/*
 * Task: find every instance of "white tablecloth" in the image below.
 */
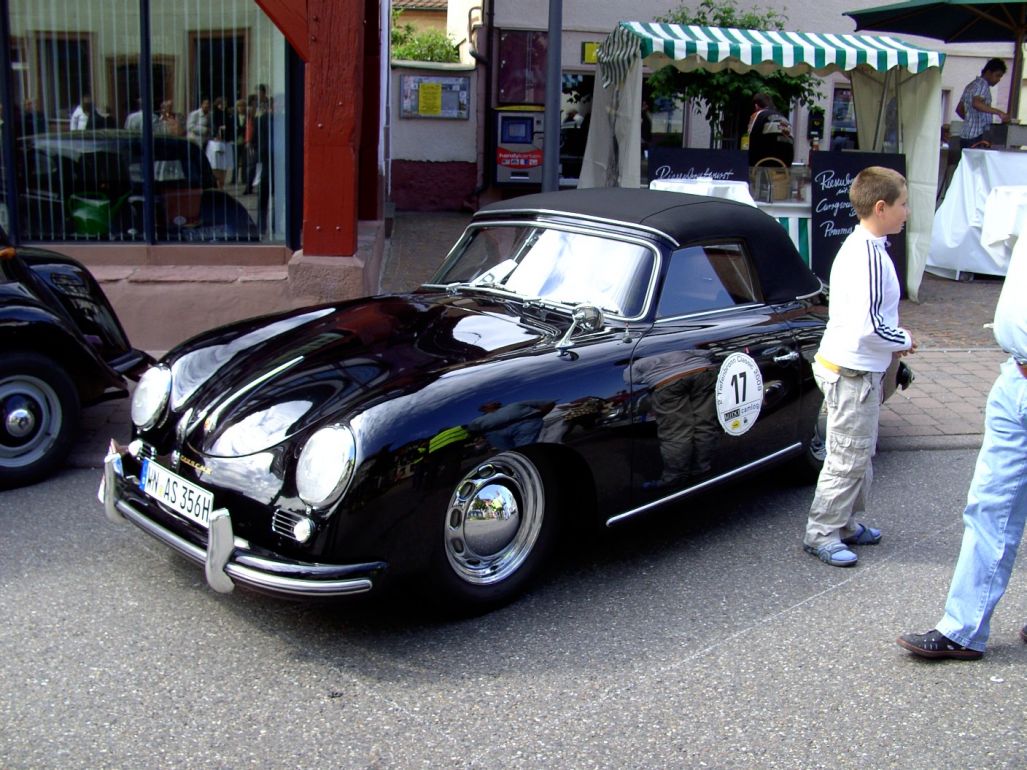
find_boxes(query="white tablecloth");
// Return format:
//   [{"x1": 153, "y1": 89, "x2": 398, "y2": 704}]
[
  {"x1": 979, "y1": 185, "x2": 1027, "y2": 250},
  {"x1": 649, "y1": 178, "x2": 756, "y2": 207},
  {"x1": 930, "y1": 149, "x2": 1027, "y2": 277}
]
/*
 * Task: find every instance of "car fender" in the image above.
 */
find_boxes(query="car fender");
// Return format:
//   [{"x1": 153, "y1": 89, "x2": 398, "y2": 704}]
[
  {"x1": 332, "y1": 335, "x2": 638, "y2": 554},
  {"x1": 0, "y1": 301, "x2": 128, "y2": 403}
]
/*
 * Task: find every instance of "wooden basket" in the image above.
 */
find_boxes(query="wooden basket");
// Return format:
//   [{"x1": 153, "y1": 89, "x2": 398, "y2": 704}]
[{"x1": 749, "y1": 157, "x2": 791, "y2": 202}]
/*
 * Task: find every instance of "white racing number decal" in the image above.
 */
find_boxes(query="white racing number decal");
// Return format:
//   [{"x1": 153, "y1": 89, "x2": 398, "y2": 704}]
[{"x1": 716, "y1": 352, "x2": 764, "y2": 436}]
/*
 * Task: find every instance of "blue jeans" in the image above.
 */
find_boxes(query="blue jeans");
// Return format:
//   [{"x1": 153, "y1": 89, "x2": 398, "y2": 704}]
[{"x1": 937, "y1": 359, "x2": 1027, "y2": 651}]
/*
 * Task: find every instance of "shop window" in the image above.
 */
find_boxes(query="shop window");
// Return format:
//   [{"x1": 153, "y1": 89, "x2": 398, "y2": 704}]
[
  {"x1": 497, "y1": 29, "x2": 547, "y2": 105},
  {"x1": 7, "y1": 0, "x2": 287, "y2": 244},
  {"x1": 35, "y1": 33, "x2": 92, "y2": 128},
  {"x1": 830, "y1": 86, "x2": 858, "y2": 151}
]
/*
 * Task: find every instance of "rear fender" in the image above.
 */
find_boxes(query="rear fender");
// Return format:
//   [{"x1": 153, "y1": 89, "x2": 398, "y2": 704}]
[{"x1": 0, "y1": 306, "x2": 127, "y2": 403}]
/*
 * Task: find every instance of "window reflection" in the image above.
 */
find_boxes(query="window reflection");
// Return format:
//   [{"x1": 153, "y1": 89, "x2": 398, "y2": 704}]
[
  {"x1": 431, "y1": 225, "x2": 656, "y2": 317},
  {"x1": 5, "y1": 0, "x2": 286, "y2": 244}
]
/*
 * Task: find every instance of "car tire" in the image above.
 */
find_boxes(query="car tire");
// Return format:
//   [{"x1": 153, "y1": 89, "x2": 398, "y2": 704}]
[
  {"x1": 432, "y1": 450, "x2": 561, "y2": 613},
  {"x1": 0, "y1": 352, "x2": 81, "y2": 489}
]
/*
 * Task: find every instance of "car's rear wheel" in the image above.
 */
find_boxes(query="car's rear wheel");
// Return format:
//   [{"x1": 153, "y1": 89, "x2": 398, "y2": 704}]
[
  {"x1": 0, "y1": 353, "x2": 81, "y2": 489},
  {"x1": 433, "y1": 450, "x2": 560, "y2": 612},
  {"x1": 794, "y1": 398, "x2": 828, "y2": 483}
]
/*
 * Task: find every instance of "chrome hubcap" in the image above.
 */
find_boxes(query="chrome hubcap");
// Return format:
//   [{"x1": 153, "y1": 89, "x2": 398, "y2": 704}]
[
  {"x1": 0, "y1": 377, "x2": 61, "y2": 466},
  {"x1": 5, "y1": 402, "x2": 36, "y2": 438},
  {"x1": 445, "y1": 453, "x2": 544, "y2": 585}
]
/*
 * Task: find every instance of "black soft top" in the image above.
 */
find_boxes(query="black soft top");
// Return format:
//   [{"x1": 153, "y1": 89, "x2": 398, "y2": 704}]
[{"x1": 476, "y1": 187, "x2": 822, "y2": 303}]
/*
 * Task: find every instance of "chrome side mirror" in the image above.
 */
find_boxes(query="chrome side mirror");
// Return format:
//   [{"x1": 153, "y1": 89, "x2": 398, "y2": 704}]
[{"x1": 556, "y1": 303, "x2": 605, "y2": 350}]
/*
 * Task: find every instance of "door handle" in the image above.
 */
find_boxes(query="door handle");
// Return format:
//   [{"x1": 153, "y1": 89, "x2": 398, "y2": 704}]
[{"x1": 773, "y1": 351, "x2": 800, "y2": 364}]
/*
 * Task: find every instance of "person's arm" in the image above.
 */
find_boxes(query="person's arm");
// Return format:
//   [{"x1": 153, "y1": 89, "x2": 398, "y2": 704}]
[
  {"x1": 970, "y1": 95, "x2": 1009, "y2": 122},
  {"x1": 863, "y1": 244, "x2": 913, "y2": 355}
]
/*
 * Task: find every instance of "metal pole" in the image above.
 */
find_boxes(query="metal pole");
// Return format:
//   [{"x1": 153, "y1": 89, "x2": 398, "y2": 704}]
[
  {"x1": 139, "y1": 0, "x2": 155, "y2": 242},
  {"x1": 541, "y1": 0, "x2": 562, "y2": 192},
  {"x1": 0, "y1": 0, "x2": 21, "y2": 241}
]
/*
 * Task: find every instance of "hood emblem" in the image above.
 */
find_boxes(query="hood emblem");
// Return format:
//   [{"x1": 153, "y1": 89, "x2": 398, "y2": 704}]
[{"x1": 180, "y1": 455, "x2": 212, "y2": 476}]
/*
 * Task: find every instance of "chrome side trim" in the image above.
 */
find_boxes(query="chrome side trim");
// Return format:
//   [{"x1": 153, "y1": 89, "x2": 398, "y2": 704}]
[
  {"x1": 466, "y1": 209, "x2": 681, "y2": 248},
  {"x1": 605, "y1": 443, "x2": 802, "y2": 527}
]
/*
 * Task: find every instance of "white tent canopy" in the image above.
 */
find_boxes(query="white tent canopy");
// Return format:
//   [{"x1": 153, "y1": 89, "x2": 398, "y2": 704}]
[{"x1": 579, "y1": 22, "x2": 946, "y2": 300}]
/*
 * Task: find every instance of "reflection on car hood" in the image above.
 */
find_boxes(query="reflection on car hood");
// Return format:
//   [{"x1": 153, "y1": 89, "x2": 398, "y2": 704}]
[{"x1": 163, "y1": 293, "x2": 551, "y2": 456}]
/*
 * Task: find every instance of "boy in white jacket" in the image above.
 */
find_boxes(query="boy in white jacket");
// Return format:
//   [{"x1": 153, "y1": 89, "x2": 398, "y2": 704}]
[{"x1": 804, "y1": 166, "x2": 917, "y2": 567}]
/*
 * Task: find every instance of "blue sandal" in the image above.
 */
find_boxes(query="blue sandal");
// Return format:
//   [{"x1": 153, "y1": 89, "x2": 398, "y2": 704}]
[
  {"x1": 842, "y1": 523, "x2": 882, "y2": 546},
  {"x1": 804, "y1": 542, "x2": 858, "y2": 567}
]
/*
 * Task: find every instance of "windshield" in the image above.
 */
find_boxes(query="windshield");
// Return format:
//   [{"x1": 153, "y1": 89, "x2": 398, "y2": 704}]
[{"x1": 428, "y1": 224, "x2": 656, "y2": 318}]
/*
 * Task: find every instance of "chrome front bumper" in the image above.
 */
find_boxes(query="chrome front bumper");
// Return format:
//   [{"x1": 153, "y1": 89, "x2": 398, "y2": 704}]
[{"x1": 101, "y1": 440, "x2": 383, "y2": 598}]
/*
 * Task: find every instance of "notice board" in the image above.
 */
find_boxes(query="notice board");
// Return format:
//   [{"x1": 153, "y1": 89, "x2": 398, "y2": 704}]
[
  {"x1": 648, "y1": 148, "x2": 748, "y2": 185},
  {"x1": 810, "y1": 151, "x2": 907, "y2": 296}
]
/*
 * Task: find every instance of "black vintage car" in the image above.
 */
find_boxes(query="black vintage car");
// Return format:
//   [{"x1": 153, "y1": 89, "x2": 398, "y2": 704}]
[
  {"x1": 0, "y1": 228, "x2": 151, "y2": 487},
  {"x1": 101, "y1": 188, "x2": 831, "y2": 611},
  {"x1": 12, "y1": 130, "x2": 258, "y2": 242}
]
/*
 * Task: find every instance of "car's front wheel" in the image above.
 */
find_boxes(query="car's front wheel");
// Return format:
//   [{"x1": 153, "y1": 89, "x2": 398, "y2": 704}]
[
  {"x1": 0, "y1": 352, "x2": 81, "y2": 489},
  {"x1": 433, "y1": 450, "x2": 560, "y2": 612}
]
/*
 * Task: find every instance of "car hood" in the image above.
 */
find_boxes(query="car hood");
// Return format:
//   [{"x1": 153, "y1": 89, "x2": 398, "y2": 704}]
[{"x1": 164, "y1": 293, "x2": 554, "y2": 456}]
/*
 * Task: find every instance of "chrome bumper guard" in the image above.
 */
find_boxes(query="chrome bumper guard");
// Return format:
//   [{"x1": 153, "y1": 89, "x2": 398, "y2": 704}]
[{"x1": 102, "y1": 440, "x2": 381, "y2": 598}]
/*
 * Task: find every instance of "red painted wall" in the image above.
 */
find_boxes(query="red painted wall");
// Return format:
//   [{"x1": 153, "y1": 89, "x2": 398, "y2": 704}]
[{"x1": 391, "y1": 160, "x2": 477, "y2": 211}]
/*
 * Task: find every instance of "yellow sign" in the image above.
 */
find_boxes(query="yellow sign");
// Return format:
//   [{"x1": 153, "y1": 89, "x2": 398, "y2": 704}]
[
  {"x1": 418, "y1": 82, "x2": 442, "y2": 116},
  {"x1": 581, "y1": 41, "x2": 599, "y2": 65}
]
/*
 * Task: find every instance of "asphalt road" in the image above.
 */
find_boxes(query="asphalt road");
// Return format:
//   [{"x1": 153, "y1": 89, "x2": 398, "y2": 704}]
[{"x1": 1, "y1": 450, "x2": 1025, "y2": 769}]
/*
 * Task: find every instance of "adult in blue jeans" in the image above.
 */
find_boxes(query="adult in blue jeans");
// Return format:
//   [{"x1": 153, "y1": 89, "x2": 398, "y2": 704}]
[{"x1": 898, "y1": 236, "x2": 1027, "y2": 660}]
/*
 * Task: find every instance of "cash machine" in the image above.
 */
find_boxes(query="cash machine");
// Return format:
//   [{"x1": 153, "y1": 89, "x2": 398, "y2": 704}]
[{"x1": 495, "y1": 109, "x2": 544, "y2": 185}]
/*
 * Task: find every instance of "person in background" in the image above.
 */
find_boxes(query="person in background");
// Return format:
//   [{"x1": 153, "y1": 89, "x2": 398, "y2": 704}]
[
  {"x1": 957, "y1": 58, "x2": 1009, "y2": 149},
  {"x1": 154, "y1": 100, "x2": 184, "y2": 137},
  {"x1": 897, "y1": 235, "x2": 1027, "y2": 660},
  {"x1": 803, "y1": 166, "x2": 916, "y2": 567},
  {"x1": 18, "y1": 99, "x2": 47, "y2": 135},
  {"x1": 186, "y1": 97, "x2": 211, "y2": 145},
  {"x1": 70, "y1": 95, "x2": 96, "y2": 130},
  {"x1": 747, "y1": 92, "x2": 794, "y2": 167},
  {"x1": 124, "y1": 98, "x2": 157, "y2": 132},
  {"x1": 227, "y1": 98, "x2": 250, "y2": 185},
  {"x1": 253, "y1": 95, "x2": 272, "y2": 234},
  {"x1": 211, "y1": 97, "x2": 228, "y2": 139},
  {"x1": 641, "y1": 99, "x2": 653, "y2": 157}
]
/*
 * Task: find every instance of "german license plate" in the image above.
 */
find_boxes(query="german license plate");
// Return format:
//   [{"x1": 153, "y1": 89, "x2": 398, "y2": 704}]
[{"x1": 139, "y1": 459, "x2": 214, "y2": 528}]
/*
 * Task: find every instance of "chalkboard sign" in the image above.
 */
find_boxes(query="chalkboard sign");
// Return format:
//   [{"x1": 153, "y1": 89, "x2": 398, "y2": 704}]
[
  {"x1": 648, "y1": 148, "x2": 748, "y2": 184},
  {"x1": 810, "y1": 151, "x2": 907, "y2": 296}
]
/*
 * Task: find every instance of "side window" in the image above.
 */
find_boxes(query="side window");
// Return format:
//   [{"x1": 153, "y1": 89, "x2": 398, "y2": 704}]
[{"x1": 657, "y1": 243, "x2": 761, "y2": 319}]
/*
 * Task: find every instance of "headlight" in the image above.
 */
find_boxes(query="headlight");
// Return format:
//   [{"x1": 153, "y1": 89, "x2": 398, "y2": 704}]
[
  {"x1": 295, "y1": 425, "x2": 356, "y2": 508},
  {"x1": 131, "y1": 365, "x2": 172, "y2": 430}
]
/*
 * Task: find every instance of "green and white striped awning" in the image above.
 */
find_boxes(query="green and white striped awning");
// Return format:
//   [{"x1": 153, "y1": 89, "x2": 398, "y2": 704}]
[{"x1": 598, "y1": 22, "x2": 945, "y2": 86}]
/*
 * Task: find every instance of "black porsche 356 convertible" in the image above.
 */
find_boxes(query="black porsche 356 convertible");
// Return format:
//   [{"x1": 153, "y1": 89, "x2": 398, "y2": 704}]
[{"x1": 101, "y1": 187, "x2": 847, "y2": 611}]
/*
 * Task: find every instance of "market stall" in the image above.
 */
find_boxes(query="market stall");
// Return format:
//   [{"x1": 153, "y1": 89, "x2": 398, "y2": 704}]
[{"x1": 579, "y1": 22, "x2": 945, "y2": 300}]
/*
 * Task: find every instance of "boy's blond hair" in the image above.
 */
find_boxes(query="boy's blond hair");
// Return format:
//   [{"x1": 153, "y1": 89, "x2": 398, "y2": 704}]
[{"x1": 849, "y1": 166, "x2": 906, "y2": 220}]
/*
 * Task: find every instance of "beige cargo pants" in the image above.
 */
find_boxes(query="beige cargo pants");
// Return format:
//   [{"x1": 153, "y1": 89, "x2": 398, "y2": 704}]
[{"x1": 804, "y1": 360, "x2": 885, "y2": 548}]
